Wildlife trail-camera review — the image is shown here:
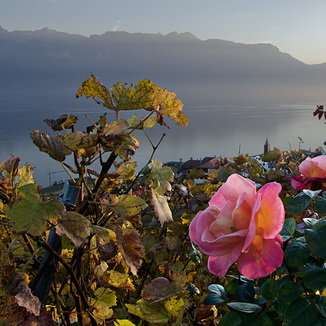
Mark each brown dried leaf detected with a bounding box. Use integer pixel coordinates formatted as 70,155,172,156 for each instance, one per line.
0,154,20,176
30,130,72,161
115,226,145,275
11,272,41,316
44,114,78,131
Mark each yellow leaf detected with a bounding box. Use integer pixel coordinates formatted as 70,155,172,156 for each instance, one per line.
164,296,185,318
114,320,136,326
102,270,136,292
125,303,144,319
93,301,113,322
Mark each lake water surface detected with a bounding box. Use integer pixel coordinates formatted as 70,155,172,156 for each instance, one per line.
0,95,324,187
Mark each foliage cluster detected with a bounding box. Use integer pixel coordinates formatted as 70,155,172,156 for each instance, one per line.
0,75,325,325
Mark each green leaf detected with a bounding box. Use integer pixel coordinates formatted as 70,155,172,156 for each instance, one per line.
305,222,326,259
284,238,310,269
278,281,303,302
303,189,322,199
16,164,35,188
304,218,319,229
280,218,296,237
56,212,91,247
147,160,174,194
219,311,242,326
94,288,117,308
314,296,326,318
284,298,317,326
208,284,227,299
287,193,312,215
303,268,326,290
315,197,326,215
5,184,65,236
203,293,225,305
261,279,280,301
117,194,148,218
227,302,262,314
102,119,129,136
235,282,255,303
257,315,273,326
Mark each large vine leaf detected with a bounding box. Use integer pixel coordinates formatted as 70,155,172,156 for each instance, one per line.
152,88,189,126
111,79,159,111
30,130,72,162
44,114,78,131
56,211,91,247
5,184,65,236
76,73,115,110
117,194,147,218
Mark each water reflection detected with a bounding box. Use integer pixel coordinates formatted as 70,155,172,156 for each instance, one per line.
0,99,324,187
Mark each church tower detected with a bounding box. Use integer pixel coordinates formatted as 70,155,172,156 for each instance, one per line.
264,138,270,154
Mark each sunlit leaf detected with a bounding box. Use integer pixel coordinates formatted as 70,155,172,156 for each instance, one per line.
117,194,147,218
16,164,35,188
5,184,65,236
30,130,72,161
44,114,78,131
76,73,115,110
114,320,136,326
152,88,189,126
94,288,117,308
101,270,136,292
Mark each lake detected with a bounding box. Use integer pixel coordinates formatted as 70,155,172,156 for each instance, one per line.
0,94,324,187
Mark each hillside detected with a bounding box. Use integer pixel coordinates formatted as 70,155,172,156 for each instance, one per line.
1,27,326,105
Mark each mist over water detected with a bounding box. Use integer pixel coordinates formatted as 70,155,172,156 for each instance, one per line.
0,93,323,188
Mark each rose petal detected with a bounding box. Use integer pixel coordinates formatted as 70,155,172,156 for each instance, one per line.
237,235,283,279
299,157,326,178
255,182,285,238
210,174,256,208
207,242,244,278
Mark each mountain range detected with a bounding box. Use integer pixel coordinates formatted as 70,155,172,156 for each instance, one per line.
0,26,326,105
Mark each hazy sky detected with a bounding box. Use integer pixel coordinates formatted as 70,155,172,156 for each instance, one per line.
2,0,326,64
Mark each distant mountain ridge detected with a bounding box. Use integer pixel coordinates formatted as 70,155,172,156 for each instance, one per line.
0,26,325,105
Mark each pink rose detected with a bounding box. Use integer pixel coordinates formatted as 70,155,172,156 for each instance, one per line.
291,155,326,191
189,174,284,279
